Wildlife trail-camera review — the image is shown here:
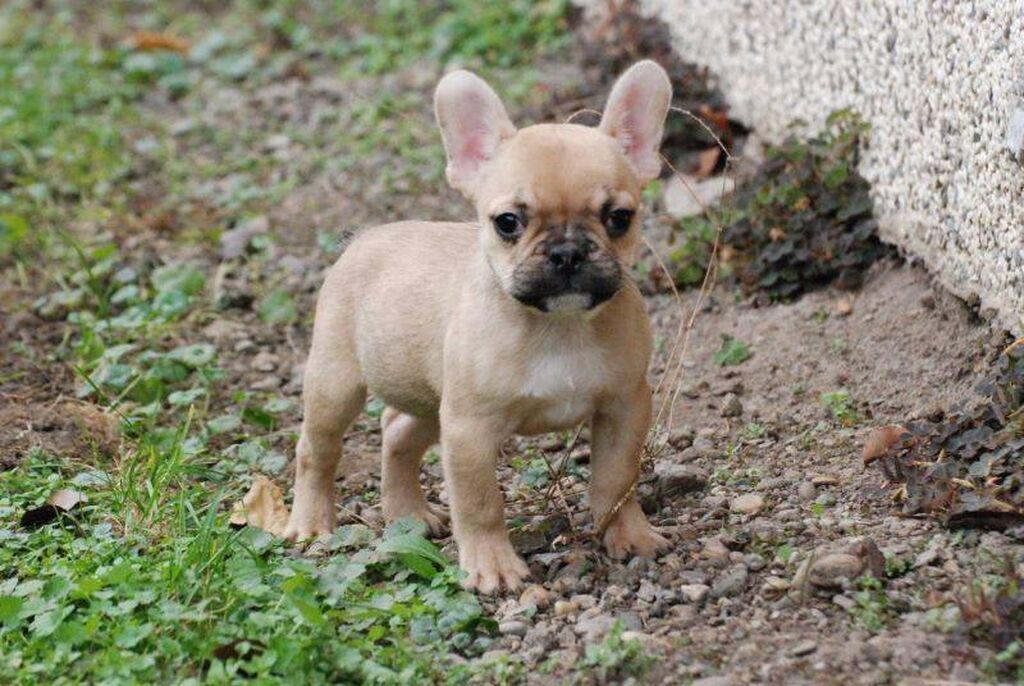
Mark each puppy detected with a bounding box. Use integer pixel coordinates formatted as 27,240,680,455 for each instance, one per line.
284,61,673,593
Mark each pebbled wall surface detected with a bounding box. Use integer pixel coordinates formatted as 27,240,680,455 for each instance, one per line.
613,1,1024,334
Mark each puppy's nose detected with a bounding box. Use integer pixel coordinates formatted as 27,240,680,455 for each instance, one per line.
547,242,586,273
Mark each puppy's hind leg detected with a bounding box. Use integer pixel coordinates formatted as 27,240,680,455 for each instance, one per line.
380,408,448,537
284,356,366,541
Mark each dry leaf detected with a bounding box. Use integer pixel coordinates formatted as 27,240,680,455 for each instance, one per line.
693,147,721,178
128,31,190,55
862,425,909,465
49,489,84,510
768,227,787,242
835,298,853,316
230,475,290,536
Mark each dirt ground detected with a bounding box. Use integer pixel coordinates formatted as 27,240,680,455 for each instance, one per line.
3,9,1020,684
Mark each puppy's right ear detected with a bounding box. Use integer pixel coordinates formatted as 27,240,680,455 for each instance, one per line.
434,70,516,195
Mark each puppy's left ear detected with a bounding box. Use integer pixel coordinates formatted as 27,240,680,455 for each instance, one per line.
599,60,672,183
434,70,516,195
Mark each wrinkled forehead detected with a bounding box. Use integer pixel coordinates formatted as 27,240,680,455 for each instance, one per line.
480,124,640,216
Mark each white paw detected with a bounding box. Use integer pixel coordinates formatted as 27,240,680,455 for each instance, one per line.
458,534,530,594
282,502,335,542
602,508,670,559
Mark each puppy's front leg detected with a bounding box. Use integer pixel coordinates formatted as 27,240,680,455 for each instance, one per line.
591,380,670,559
441,413,529,594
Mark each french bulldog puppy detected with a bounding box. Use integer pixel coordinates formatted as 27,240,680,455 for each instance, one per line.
284,61,673,593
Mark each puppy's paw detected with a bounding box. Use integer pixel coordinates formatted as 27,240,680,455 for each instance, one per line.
458,535,530,594
603,511,670,560
384,499,450,538
282,502,335,542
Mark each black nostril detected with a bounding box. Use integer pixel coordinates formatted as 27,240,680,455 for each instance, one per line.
548,243,585,272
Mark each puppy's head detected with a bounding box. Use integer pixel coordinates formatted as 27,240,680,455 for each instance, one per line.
435,61,672,313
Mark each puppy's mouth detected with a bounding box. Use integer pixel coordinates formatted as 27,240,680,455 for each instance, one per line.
508,268,622,314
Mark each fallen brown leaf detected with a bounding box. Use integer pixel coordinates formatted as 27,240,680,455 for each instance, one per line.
230,475,290,536
128,31,190,55
862,424,909,464
49,489,84,510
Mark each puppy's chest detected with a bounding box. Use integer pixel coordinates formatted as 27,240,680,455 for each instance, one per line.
515,339,607,432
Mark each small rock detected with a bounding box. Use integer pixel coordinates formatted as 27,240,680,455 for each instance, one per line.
761,577,790,596
797,481,817,501
744,553,766,572
720,393,743,418
668,426,695,449
554,600,579,616
834,299,853,316
499,620,529,637
252,350,279,372
679,584,711,605
519,584,552,610
701,536,731,562
570,594,597,610
711,564,748,598
811,474,839,487
575,612,616,641
789,639,818,657
655,463,708,499
730,493,765,515
832,594,856,611
807,553,864,589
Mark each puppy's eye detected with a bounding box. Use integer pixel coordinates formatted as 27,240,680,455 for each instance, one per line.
493,212,523,241
604,208,634,237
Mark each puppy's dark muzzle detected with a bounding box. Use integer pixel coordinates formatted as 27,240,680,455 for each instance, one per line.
510,240,622,312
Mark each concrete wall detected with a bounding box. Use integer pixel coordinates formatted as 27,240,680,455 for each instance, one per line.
617,1,1024,334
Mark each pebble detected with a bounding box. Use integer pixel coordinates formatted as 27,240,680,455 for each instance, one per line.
761,577,791,596
499,620,529,637
252,351,279,372
554,600,579,616
701,536,731,562
679,583,711,605
720,393,744,417
797,481,817,500
711,564,748,598
519,584,552,610
571,594,597,610
807,553,864,588
655,463,708,499
575,612,616,640
668,426,695,448
730,493,765,515
789,639,818,657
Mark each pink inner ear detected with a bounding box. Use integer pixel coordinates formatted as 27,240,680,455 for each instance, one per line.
618,83,651,157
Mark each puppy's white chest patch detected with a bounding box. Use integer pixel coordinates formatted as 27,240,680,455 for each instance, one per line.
519,334,605,431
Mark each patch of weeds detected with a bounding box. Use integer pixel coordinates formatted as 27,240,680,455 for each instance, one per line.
0,7,149,261
848,576,895,633
744,422,767,440
714,335,751,366
340,0,573,74
667,110,891,300
574,622,651,684
955,562,1024,681
883,553,913,579
0,454,491,682
822,389,863,426
876,343,1024,529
